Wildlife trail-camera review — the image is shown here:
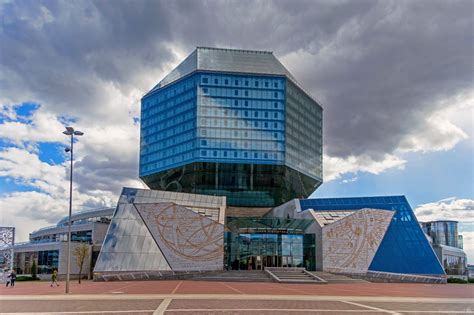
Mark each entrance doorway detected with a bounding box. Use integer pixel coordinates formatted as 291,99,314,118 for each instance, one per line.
225,230,316,271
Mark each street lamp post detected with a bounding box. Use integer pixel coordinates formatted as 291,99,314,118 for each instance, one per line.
63,126,83,294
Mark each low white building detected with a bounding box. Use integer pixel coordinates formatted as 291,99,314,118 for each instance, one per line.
13,208,114,280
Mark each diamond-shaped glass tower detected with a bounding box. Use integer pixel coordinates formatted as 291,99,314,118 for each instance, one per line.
140,47,323,207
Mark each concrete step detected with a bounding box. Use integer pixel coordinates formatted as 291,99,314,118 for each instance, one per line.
309,272,368,283
191,271,273,282
274,273,311,278
264,268,326,284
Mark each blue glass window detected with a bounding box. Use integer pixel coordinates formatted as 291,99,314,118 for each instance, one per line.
202,77,208,84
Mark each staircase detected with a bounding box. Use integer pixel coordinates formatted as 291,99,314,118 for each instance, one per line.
309,271,368,283
191,270,273,282
265,267,326,284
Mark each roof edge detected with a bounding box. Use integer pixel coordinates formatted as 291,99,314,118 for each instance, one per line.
197,46,273,55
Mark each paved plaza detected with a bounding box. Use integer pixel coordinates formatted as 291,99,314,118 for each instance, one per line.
0,280,472,314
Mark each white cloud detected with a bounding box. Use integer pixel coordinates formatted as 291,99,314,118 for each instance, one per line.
0,107,145,242
0,0,472,246
341,176,358,184
0,104,18,120
415,197,474,223
460,231,474,264
399,91,473,153
0,110,67,146
324,153,406,182
0,147,65,196
321,91,472,182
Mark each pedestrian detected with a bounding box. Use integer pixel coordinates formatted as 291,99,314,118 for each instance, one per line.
7,270,16,287
51,270,59,287
4,270,10,287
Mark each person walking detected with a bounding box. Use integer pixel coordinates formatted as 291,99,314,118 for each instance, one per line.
4,270,10,287
51,270,59,287
7,270,16,287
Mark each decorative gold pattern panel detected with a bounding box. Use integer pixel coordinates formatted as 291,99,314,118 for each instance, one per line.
135,202,224,271
322,209,394,274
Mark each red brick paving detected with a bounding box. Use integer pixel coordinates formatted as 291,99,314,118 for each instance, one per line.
167,299,368,310
0,280,472,298
0,299,162,313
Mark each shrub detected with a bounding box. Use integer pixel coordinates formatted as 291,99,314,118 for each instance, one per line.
31,260,38,280
447,277,468,284
16,276,41,281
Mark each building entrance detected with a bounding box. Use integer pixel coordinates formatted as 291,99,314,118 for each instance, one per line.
224,217,316,271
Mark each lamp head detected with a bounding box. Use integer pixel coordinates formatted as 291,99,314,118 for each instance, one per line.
63,126,73,135
73,130,84,136
64,147,71,153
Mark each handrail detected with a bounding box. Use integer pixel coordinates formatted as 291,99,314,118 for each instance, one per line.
30,225,57,233
14,240,61,247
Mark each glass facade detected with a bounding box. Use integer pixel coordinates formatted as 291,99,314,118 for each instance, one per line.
225,217,315,271
140,47,323,207
31,231,92,244
14,250,59,275
197,73,285,165
94,202,171,272
422,221,459,248
300,196,445,275
37,250,59,274
140,75,198,176
443,252,466,275
285,81,323,180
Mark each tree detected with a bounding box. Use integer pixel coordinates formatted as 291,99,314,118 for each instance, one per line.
31,260,37,280
73,244,89,284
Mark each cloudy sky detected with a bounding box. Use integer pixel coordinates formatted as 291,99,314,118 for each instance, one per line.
0,0,473,261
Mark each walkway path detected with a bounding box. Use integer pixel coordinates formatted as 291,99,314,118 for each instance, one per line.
0,280,472,298
1,280,472,314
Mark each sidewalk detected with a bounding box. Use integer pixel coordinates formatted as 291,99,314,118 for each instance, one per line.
0,280,472,298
